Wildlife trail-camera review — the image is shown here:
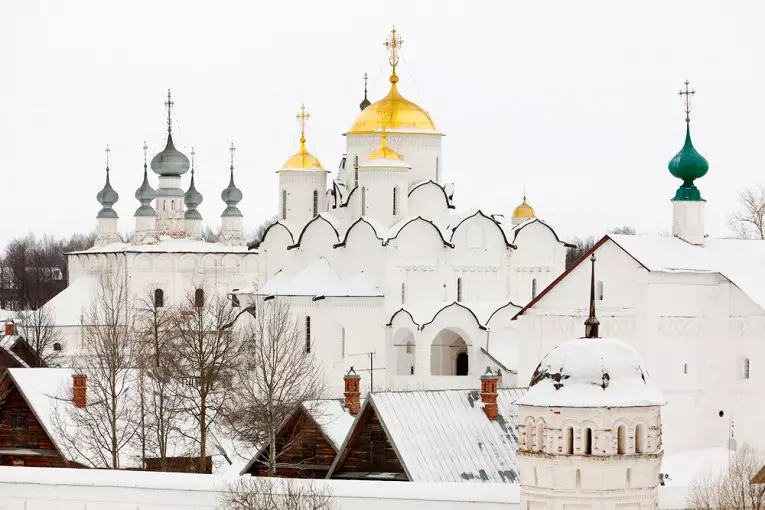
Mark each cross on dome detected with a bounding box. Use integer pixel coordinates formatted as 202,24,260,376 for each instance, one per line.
229,142,236,170
105,144,111,171
296,104,310,143
384,26,403,78
679,79,695,123
165,89,174,134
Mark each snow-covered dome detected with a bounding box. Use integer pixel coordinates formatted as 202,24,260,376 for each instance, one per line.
516,337,664,408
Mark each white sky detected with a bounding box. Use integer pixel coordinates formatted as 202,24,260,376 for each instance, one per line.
2,0,763,247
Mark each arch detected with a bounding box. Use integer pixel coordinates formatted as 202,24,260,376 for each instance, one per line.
305,316,311,354
289,214,341,249
531,278,538,299
361,186,366,216
392,186,398,216
510,218,576,248
282,190,287,220
154,288,164,308
456,277,463,302
430,328,469,376
386,308,420,328
261,220,295,246
448,210,516,248
334,217,386,248
617,424,627,454
596,280,604,301
564,426,574,454
536,420,545,452
584,427,593,455
194,288,204,308
386,216,454,248
420,302,486,332
407,180,455,210
394,327,416,376
313,190,319,217
635,423,645,453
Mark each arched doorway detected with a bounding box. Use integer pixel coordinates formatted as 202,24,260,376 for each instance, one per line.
456,352,468,375
430,328,470,376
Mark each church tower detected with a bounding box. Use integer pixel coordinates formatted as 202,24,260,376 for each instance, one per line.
133,141,158,244
94,145,121,247
150,90,190,237
219,143,244,245
669,80,708,245
516,256,665,510
276,104,328,227
184,148,204,240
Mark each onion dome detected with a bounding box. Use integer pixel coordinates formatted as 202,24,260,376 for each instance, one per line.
134,156,157,217
668,124,708,201
97,166,119,219
184,161,203,220
150,133,190,176
512,196,536,220
360,72,371,111
360,131,409,170
221,144,243,218
280,138,325,172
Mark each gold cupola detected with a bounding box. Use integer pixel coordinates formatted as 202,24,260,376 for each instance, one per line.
512,196,536,224
346,28,440,136
365,131,403,162
279,104,327,172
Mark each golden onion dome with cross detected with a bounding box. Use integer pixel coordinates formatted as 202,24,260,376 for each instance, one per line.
512,196,536,220
279,104,327,172
346,28,440,136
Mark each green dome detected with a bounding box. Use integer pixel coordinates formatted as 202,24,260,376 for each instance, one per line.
668,124,708,201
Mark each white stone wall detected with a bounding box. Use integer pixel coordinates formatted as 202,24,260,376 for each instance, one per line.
279,170,328,227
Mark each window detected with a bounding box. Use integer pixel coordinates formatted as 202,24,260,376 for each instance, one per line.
354,156,359,187
11,415,27,430
282,190,287,220
341,327,345,359
596,280,604,301
401,282,406,304
524,419,534,449
531,278,538,299
617,425,627,454
361,187,366,216
457,277,463,302
53,342,62,351
162,201,166,211
635,423,645,454
194,288,204,308
313,190,319,217
436,156,440,182
392,186,398,216
171,200,175,211
406,341,414,354
536,422,545,452
410,366,414,375
305,316,311,353
584,427,593,455
565,426,574,454
154,288,164,308
684,363,688,374
744,357,751,380
576,469,581,489
626,468,632,488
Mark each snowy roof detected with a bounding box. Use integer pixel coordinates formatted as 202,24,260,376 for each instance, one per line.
516,337,665,408
68,236,252,255
46,275,100,326
302,399,359,451
260,258,382,298
330,388,526,483
0,335,29,367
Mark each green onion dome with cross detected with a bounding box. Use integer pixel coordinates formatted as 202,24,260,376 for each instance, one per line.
668,80,709,201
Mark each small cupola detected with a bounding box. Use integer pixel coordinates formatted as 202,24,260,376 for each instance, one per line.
134,142,157,218
511,195,536,225
150,90,190,177
184,149,204,219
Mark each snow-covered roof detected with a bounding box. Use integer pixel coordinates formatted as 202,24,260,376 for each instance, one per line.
0,335,29,367
68,236,252,255
302,399,359,451
516,337,665,408
331,388,526,483
46,275,100,326
260,258,382,298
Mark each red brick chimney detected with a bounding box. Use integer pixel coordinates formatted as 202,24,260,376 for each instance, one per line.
480,367,499,421
343,367,361,416
72,374,87,409
4,321,14,336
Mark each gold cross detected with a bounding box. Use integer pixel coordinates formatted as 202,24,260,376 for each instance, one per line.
679,79,695,123
296,103,310,142
384,26,403,75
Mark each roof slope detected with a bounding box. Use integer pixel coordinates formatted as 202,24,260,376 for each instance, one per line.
260,258,382,298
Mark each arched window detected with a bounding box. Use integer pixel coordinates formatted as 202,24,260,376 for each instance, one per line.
313,190,319,217
457,277,463,302
361,187,366,216
617,425,627,454
305,316,311,353
401,282,406,304
576,469,582,489
564,426,574,454
353,156,359,187
626,468,632,488
524,419,534,450
341,327,345,359
162,201,166,211
744,357,751,379
596,280,604,301
392,186,398,216
635,423,645,454
194,288,204,308
436,157,440,182
584,427,593,455
171,200,175,211
154,288,164,308
536,422,545,452
684,363,688,375
531,278,538,299
282,190,287,220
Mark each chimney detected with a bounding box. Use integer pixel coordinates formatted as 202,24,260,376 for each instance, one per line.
72,374,87,409
343,367,361,416
481,367,499,420
4,321,14,336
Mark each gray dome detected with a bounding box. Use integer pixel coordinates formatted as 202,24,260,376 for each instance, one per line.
150,133,190,176
221,168,243,217
134,166,157,217
184,172,204,220
96,169,119,219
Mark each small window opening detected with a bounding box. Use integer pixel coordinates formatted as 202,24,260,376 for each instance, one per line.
457,277,463,302
53,342,62,351
162,201,166,211
392,186,398,216
536,422,545,452
744,357,751,380
626,468,632,488
171,200,175,211
565,426,574,454
282,190,287,220
361,187,366,216
533,466,538,486
341,327,345,359
305,316,311,353
154,288,164,308
576,469,581,489
12,415,27,430
635,423,645,454
353,156,359,187
531,278,538,299
313,190,319,217
684,363,688,374
584,428,593,455
194,288,204,308
410,366,414,375
617,425,627,454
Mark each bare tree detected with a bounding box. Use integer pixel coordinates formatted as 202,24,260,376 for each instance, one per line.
52,269,140,469
565,235,597,269
227,298,324,476
247,215,280,249
729,185,765,239
687,443,765,510
172,291,242,473
221,477,336,510
202,225,220,243
13,303,63,366
609,225,636,235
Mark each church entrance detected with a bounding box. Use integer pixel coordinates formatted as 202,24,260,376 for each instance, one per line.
456,352,469,376
430,328,470,376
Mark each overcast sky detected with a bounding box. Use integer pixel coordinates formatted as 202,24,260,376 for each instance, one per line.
2,0,763,247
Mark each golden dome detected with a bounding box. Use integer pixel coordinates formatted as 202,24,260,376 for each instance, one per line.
365,131,403,162
279,138,325,172
346,75,439,135
512,196,536,219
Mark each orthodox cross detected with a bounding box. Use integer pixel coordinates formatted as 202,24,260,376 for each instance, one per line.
165,89,174,133
229,142,236,171
296,103,310,143
191,147,196,175
363,72,369,96
384,26,403,75
142,141,148,168
678,80,695,123
105,144,111,171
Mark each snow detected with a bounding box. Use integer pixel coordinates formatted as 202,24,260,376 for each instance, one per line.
659,447,731,486
516,337,665,408
303,399,360,450
260,257,382,298
0,336,29,367
68,236,253,254
46,274,100,326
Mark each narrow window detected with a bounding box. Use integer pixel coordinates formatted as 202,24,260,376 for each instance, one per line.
410,366,414,375
576,469,581,489
744,357,751,379
361,186,366,216
584,428,592,455
436,156,440,182
162,201,166,211
626,468,632,488
313,190,319,217
565,426,574,454
171,200,175,210
392,186,398,216
401,282,406,304
305,316,311,353
406,341,414,354
282,190,287,220
194,288,204,308
537,422,545,452
457,277,463,302
154,288,164,308
635,423,645,453
354,156,359,187
533,466,538,486
524,419,534,449
341,327,345,359
617,425,627,454
596,280,604,301
684,363,688,374
531,278,538,299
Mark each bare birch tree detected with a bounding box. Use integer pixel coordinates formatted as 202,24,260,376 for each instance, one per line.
687,443,765,510
172,291,242,473
729,185,765,239
226,298,324,476
52,269,140,469
14,302,63,366
221,477,336,510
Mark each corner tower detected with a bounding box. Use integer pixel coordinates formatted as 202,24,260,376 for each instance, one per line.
517,256,665,510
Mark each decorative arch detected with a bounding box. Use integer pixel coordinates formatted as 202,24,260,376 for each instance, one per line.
385,216,454,248
511,218,576,248
289,214,341,250
448,210,516,249
429,326,470,376
420,302,486,332
259,220,295,247
334,217,386,248
407,180,455,210
386,308,420,329
523,416,535,450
